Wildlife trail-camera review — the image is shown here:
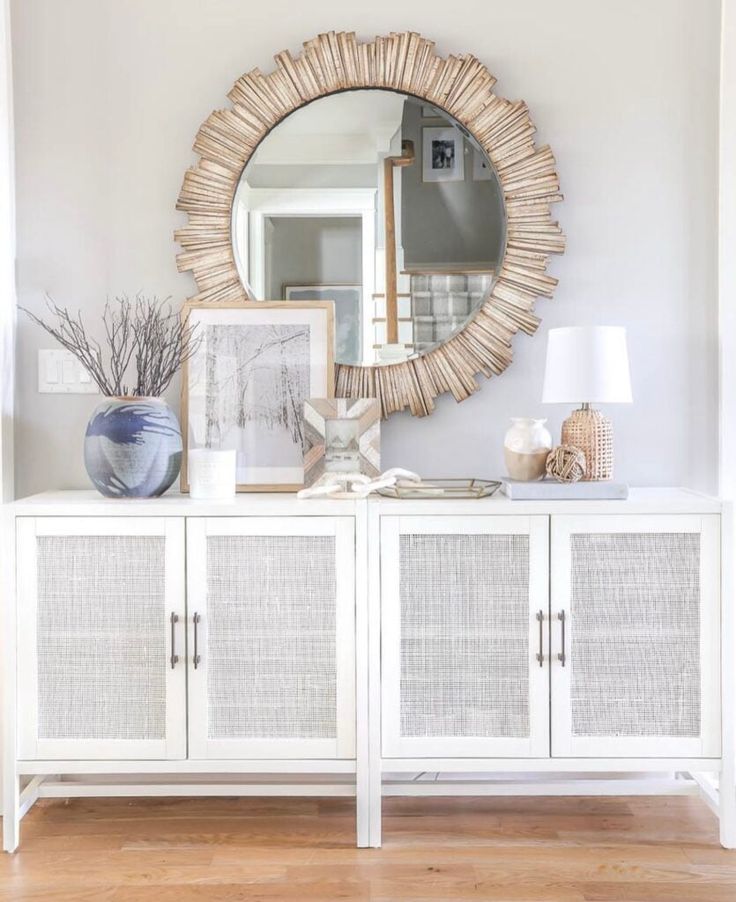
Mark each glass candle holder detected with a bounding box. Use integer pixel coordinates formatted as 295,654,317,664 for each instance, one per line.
188,449,237,500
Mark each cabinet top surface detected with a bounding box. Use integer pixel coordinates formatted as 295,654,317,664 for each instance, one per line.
7,487,723,516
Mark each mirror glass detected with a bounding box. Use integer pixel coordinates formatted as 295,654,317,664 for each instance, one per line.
232,89,506,367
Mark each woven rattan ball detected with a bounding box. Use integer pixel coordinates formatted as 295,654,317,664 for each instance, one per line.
546,444,586,483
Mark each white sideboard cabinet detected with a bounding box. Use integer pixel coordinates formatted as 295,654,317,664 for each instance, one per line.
380,512,721,763
4,489,735,851
3,494,366,853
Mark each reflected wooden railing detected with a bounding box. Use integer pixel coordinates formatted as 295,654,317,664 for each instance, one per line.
382,139,415,344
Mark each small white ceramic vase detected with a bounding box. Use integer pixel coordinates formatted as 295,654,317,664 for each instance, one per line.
503,418,552,482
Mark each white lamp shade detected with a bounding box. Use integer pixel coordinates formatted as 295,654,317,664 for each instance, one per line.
542,326,633,404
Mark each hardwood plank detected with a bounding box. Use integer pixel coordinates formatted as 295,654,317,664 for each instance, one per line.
34,797,325,819
580,884,736,901
383,796,635,816
684,846,736,864
474,860,736,884
109,888,368,902
7,889,119,902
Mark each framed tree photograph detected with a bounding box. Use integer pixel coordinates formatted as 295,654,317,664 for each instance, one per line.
181,301,334,492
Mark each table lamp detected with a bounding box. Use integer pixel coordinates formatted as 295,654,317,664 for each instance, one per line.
542,326,632,481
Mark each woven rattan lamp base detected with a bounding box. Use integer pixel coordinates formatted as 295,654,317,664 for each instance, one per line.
561,406,613,481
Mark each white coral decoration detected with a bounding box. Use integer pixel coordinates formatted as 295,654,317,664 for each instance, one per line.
297,468,421,499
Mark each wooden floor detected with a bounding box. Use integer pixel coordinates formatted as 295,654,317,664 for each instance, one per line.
0,795,735,900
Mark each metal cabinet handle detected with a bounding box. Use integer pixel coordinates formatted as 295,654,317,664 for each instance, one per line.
169,612,179,669
535,610,544,667
193,612,201,669
558,610,566,667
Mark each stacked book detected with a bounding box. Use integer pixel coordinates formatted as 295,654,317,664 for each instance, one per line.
501,479,629,500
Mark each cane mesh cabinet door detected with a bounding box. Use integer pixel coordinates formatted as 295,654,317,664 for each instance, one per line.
187,517,355,759
17,517,186,760
550,514,720,758
381,516,549,758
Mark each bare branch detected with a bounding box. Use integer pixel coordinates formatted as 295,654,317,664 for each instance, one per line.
21,293,202,399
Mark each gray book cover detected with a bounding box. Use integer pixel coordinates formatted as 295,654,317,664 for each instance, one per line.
501,479,629,500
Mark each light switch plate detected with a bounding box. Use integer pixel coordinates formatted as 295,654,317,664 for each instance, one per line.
38,350,99,394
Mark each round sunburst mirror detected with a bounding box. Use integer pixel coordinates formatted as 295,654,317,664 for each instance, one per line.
176,32,565,417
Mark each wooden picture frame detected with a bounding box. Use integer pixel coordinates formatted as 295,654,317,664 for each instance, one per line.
180,301,334,492
303,398,380,487
175,31,565,418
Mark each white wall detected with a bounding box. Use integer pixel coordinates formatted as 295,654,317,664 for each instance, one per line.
10,0,721,496
720,0,736,498
1,0,14,503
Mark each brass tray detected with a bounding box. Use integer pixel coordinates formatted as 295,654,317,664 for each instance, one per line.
376,478,501,500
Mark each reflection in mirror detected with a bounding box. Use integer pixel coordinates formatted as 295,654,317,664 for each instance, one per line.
232,90,506,367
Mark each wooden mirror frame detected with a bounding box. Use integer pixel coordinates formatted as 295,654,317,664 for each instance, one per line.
176,31,565,417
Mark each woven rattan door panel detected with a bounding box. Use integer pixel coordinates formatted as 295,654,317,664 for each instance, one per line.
17,517,186,761
187,517,355,759
551,515,721,758
381,516,549,758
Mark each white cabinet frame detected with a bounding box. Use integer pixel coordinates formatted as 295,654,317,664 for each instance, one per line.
186,516,356,760
550,514,721,758
16,517,186,761
380,515,550,758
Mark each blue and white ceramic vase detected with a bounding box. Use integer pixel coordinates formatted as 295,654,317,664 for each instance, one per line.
84,397,182,498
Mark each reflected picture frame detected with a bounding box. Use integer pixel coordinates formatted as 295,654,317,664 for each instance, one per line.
422,126,465,182
284,284,362,366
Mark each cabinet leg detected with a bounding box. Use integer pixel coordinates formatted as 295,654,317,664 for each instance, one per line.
356,759,370,847
357,724,381,847
368,767,382,848
356,786,369,847
720,766,736,849
3,775,20,853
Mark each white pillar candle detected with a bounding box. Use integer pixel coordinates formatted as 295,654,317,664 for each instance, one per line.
188,449,237,500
